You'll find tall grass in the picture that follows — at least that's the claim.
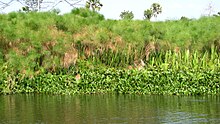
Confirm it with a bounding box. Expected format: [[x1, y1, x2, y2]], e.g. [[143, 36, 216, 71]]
[[0, 9, 219, 74]]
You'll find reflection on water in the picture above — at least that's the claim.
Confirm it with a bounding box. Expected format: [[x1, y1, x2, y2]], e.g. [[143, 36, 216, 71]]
[[0, 94, 220, 124]]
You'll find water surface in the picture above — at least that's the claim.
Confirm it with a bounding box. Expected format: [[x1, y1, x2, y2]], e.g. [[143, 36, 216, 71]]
[[0, 94, 220, 124]]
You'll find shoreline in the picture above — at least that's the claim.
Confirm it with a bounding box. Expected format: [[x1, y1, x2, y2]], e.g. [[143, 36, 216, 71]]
[[1, 67, 219, 95]]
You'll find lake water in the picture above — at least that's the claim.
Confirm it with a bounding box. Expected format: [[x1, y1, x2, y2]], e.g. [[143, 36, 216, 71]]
[[0, 94, 220, 124]]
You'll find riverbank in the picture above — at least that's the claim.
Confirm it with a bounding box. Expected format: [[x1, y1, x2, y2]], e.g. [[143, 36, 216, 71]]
[[1, 65, 220, 95], [0, 9, 220, 95]]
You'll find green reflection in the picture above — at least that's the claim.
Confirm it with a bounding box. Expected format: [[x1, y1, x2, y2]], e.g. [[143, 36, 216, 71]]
[[0, 94, 220, 124]]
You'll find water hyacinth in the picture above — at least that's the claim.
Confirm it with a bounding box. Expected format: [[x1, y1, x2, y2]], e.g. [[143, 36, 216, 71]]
[[1, 61, 220, 95]]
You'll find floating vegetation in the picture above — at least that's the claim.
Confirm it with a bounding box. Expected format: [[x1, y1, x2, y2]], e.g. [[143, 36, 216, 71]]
[[1, 58, 220, 95]]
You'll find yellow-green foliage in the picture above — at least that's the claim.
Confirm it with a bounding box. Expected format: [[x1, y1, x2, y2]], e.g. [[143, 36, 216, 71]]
[[1, 10, 220, 95], [0, 9, 220, 74]]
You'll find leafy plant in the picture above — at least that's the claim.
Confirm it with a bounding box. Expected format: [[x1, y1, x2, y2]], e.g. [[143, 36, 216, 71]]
[[144, 3, 162, 20], [85, 0, 103, 11], [120, 10, 134, 20]]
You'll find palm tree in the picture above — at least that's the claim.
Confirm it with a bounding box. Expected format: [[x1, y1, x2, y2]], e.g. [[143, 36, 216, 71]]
[[144, 3, 162, 20], [85, 0, 103, 11]]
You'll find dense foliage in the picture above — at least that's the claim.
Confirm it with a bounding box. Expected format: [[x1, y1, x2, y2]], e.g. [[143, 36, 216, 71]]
[[120, 10, 134, 20], [1, 66, 220, 95], [0, 9, 220, 95], [144, 3, 162, 20]]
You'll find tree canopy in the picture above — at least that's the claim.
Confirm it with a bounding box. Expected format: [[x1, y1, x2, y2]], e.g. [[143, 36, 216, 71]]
[[120, 10, 134, 20], [85, 0, 103, 11], [144, 3, 162, 20]]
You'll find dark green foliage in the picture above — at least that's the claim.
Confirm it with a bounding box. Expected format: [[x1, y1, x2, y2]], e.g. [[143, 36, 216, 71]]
[[25, 18, 41, 31], [144, 3, 162, 20], [71, 8, 104, 20], [21, 6, 32, 13], [55, 16, 68, 31], [0, 67, 220, 95], [120, 10, 134, 20], [85, 0, 103, 11], [180, 16, 190, 21], [144, 9, 153, 20]]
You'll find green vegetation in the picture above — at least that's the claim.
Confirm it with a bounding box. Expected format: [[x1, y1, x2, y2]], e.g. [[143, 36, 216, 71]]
[[0, 9, 220, 95], [144, 3, 162, 20], [85, 0, 103, 11], [1, 65, 220, 95], [120, 10, 134, 20]]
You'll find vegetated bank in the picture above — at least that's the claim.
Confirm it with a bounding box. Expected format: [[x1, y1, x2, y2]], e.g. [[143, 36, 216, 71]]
[[0, 8, 220, 95]]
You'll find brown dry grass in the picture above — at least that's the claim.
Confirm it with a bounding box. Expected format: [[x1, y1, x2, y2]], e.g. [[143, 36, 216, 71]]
[[174, 46, 180, 53], [42, 41, 56, 51], [63, 47, 78, 68], [145, 42, 156, 61]]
